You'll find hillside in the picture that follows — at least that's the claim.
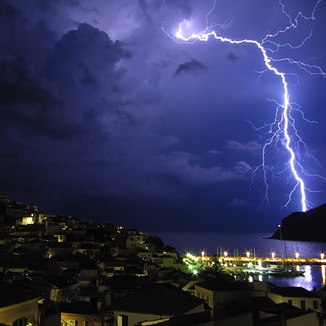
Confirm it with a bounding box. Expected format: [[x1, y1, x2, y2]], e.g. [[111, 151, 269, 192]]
[[270, 203, 326, 242]]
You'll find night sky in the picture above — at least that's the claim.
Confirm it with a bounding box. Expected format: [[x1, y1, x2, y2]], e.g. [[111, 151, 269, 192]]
[[1, 0, 326, 232]]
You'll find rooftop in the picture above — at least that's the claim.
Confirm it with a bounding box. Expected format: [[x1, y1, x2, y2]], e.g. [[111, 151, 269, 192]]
[[110, 284, 207, 316]]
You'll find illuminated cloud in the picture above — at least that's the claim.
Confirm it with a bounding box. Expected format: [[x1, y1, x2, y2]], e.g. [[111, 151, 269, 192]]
[[226, 198, 251, 207], [225, 140, 262, 151]]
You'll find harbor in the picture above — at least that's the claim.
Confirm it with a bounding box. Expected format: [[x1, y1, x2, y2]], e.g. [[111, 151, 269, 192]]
[[183, 251, 326, 281], [214, 253, 326, 266]]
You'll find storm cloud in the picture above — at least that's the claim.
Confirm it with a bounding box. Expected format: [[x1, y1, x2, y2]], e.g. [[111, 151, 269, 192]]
[[0, 0, 325, 232]]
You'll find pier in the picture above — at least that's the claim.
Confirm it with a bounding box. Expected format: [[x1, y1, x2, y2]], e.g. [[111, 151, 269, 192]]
[[219, 256, 326, 266], [194, 250, 326, 265], [187, 251, 326, 266]]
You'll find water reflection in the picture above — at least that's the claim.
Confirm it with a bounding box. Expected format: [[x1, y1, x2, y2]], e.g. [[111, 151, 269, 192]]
[[322, 265, 326, 285], [260, 265, 323, 291], [304, 265, 312, 282]]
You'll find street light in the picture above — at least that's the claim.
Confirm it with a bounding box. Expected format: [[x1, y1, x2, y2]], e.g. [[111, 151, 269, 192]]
[[271, 252, 275, 259], [278, 224, 282, 240], [246, 251, 250, 259], [295, 252, 300, 259]]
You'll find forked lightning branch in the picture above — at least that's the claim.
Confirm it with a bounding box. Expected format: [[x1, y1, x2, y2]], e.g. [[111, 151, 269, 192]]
[[163, 0, 326, 212]]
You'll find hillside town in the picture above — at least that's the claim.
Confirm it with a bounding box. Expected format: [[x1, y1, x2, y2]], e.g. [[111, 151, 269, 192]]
[[0, 193, 326, 326]]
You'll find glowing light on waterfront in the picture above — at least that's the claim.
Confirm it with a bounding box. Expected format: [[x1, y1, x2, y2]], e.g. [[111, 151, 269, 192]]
[[271, 252, 275, 259], [295, 252, 300, 259], [224, 251, 228, 258], [321, 253, 325, 260], [246, 251, 250, 259]]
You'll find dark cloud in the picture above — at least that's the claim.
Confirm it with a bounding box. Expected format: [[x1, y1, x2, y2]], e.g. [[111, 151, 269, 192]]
[[51, 23, 130, 90], [174, 59, 206, 76], [226, 52, 240, 61]]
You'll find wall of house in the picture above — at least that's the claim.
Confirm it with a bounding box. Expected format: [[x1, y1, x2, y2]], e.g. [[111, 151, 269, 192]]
[[213, 291, 252, 312], [195, 286, 252, 314], [194, 286, 214, 308], [114, 310, 169, 326], [268, 293, 322, 313], [287, 311, 319, 326], [0, 298, 39, 326], [216, 312, 253, 326], [61, 312, 102, 326]]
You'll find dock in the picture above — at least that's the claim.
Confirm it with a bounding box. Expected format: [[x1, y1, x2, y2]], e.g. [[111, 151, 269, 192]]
[[220, 256, 326, 266]]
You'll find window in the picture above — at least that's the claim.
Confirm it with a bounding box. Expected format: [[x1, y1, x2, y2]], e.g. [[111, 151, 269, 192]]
[[13, 318, 27, 326], [313, 300, 319, 309], [300, 300, 306, 310]]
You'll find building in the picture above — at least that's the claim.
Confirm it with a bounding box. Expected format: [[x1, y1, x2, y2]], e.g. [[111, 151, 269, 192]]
[[60, 302, 107, 326], [109, 284, 212, 326], [194, 277, 252, 312], [268, 286, 322, 313], [0, 280, 41, 326]]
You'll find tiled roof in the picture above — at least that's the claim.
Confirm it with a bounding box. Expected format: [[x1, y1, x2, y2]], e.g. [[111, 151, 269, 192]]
[[270, 286, 320, 298], [195, 277, 247, 292], [110, 284, 206, 316], [0, 280, 40, 308]]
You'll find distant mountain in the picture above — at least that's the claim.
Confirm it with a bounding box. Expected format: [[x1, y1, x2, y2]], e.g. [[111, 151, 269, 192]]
[[270, 203, 326, 242]]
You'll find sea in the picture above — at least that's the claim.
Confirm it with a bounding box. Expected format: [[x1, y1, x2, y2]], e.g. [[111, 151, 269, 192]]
[[151, 231, 326, 291]]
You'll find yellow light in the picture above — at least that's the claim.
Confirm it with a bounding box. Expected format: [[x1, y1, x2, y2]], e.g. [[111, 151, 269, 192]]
[[246, 251, 250, 258], [223, 251, 228, 258], [24, 216, 34, 224], [321, 253, 325, 260]]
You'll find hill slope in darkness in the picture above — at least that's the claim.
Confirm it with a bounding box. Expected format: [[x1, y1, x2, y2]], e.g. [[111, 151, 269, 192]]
[[271, 203, 326, 242]]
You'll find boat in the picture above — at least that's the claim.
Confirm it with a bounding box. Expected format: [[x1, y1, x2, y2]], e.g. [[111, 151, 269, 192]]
[[241, 262, 304, 278]]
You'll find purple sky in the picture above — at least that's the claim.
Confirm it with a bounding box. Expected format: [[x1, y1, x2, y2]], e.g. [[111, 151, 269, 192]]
[[1, 0, 326, 232]]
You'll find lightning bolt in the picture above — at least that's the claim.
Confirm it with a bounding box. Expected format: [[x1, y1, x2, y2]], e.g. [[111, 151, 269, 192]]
[[162, 0, 326, 212]]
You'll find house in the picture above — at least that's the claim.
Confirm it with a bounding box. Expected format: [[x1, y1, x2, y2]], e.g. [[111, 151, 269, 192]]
[[108, 284, 212, 326], [0, 280, 41, 326], [48, 242, 73, 259], [194, 277, 252, 313], [268, 286, 322, 313], [253, 297, 320, 326], [72, 253, 99, 285], [60, 301, 107, 326], [74, 242, 100, 259]]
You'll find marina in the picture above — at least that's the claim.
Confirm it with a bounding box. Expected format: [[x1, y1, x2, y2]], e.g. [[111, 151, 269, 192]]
[[154, 231, 326, 290], [214, 254, 326, 266]]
